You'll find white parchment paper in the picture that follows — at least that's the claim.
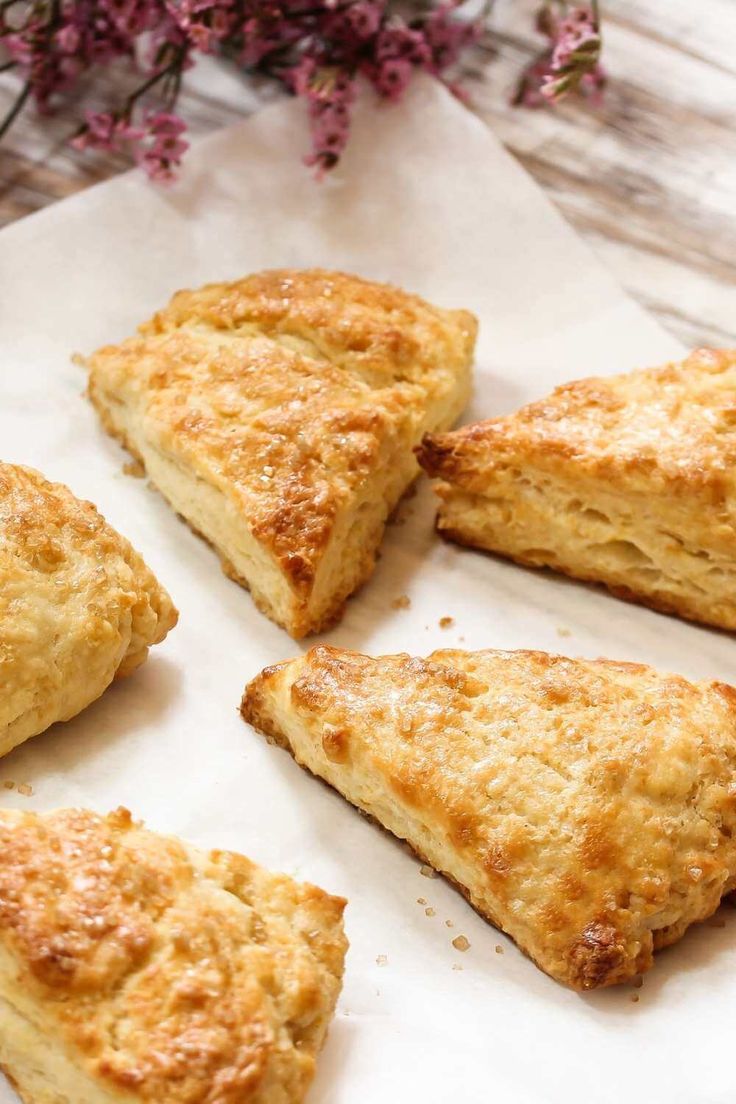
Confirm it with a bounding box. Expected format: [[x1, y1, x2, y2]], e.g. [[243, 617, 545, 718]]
[[2, 76, 732, 1104]]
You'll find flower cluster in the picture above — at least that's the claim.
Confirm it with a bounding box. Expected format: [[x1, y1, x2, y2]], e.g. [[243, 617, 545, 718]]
[[515, 2, 604, 108], [0, 1, 603, 181], [72, 108, 190, 181]]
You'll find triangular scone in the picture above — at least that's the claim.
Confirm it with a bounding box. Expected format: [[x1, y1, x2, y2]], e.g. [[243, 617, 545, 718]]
[[88, 269, 476, 638], [418, 347, 736, 631], [243, 644, 736, 990], [0, 462, 177, 759], [0, 807, 347, 1104]]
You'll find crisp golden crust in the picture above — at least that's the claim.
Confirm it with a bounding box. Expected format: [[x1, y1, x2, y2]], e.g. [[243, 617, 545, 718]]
[[88, 269, 476, 637], [0, 463, 177, 758], [417, 347, 736, 630], [242, 645, 736, 990], [0, 807, 347, 1104]]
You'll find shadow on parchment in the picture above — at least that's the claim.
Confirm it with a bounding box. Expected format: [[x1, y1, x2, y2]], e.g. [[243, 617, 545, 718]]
[[0, 655, 183, 794]]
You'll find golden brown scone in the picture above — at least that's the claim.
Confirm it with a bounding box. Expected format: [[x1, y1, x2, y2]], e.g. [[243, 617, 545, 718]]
[[242, 644, 736, 990], [0, 463, 177, 759], [418, 347, 736, 631], [87, 269, 476, 638], [0, 806, 347, 1104]]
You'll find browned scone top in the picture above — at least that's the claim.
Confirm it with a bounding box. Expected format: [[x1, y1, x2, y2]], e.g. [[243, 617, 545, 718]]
[[243, 644, 736, 990], [417, 347, 736, 631], [88, 269, 476, 638], [0, 463, 177, 759], [0, 807, 347, 1104]]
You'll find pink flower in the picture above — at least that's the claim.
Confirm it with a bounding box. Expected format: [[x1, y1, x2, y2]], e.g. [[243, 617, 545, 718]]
[[324, 0, 384, 43], [56, 24, 80, 54], [4, 33, 33, 66], [287, 55, 317, 97], [515, 2, 604, 108], [136, 109, 189, 181], [291, 64, 357, 177], [138, 150, 179, 182], [117, 117, 146, 142], [210, 8, 231, 39], [549, 5, 598, 68], [73, 110, 117, 150], [374, 24, 430, 67], [346, 1, 383, 40], [422, 2, 481, 74], [371, 56, 412, 101], [145, 109, 187, 137], [71, 110, 144, 152], [187, 22, 213, 50]]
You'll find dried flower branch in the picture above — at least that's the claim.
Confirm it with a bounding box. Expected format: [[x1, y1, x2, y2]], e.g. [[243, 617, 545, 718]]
[[0, 1, 604, 180], [514, 2, 604, 108]]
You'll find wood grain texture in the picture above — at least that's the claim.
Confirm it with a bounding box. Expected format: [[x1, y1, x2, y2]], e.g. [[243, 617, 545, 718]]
[[1, 0, 734, 348]]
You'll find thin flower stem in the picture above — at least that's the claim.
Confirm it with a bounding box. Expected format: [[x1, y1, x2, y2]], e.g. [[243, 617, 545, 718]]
[[0, 60, 18, 73], [0, 78, 30, 141], [166, 57, 185, 108], [123, 52, 181, 114]]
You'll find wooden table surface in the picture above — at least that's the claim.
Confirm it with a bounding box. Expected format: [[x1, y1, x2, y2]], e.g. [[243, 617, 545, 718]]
[[1, 0, 734, 349]]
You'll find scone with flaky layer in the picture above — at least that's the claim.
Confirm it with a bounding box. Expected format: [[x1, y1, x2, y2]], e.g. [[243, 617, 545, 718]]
[[0, 806, 347, 1104], [0, 463, 177, 758], [243, 644, 736, 990], [87, 269, 476, 638], [418, 347, 736, 631]]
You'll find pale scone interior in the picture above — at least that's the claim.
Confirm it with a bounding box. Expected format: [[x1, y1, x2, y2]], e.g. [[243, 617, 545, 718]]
[[0, 807, 347, 1104], [418, 348, 736, 631], [88, 270, 476, 637]]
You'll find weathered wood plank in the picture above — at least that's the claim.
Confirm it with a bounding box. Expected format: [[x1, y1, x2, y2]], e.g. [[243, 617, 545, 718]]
[[468, 0, 736, 347]]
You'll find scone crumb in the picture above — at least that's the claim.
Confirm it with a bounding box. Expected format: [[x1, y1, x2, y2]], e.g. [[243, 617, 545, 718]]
[[495, 944, 504, 955], [452, 964, 463, 971], [556, 627, 572, 638], [439, 616, 454, 629], [425, 907, 436, 917], [633, 975, 644, 989], [391, 595, 411, 610], [123, 459, 145, 478], [630, 994, 640, 1003], [2, 780, 15, 790], [376, 955, 388, 967], [452, 935, 470, 952], [419, 864, 437, 879], [417, 897, 427, 905], [445, 919, 454, 928], [17, 783, 33, 797]]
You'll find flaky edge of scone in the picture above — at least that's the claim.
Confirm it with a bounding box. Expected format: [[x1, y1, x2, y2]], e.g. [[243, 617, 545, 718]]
[[0, 806, 347, 1104], [417, 429, 736, 633]]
